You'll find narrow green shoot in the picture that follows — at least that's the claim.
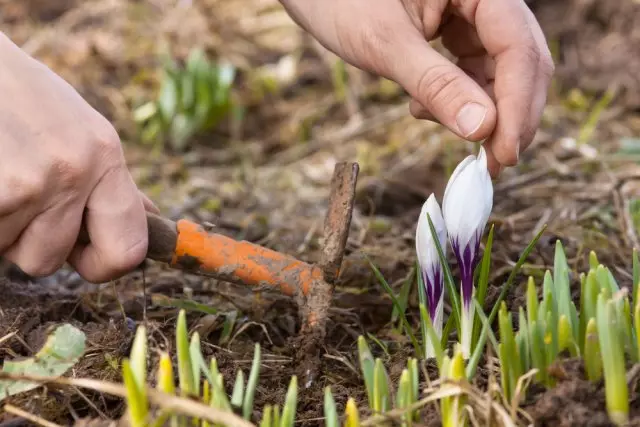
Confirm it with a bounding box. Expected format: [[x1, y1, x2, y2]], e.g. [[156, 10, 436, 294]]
[[633, 248, 639, 305], [176, 310, 195, 396], [583, 318, 602, 382], [123, 359, 149, 427], [597, 295, 629, 426], [231, 369, 245, 410], [323, 387, 339, 427], [373, 359, 391, 413], [280, 376, 298, 427], [440, 345, 467, 427], [243, 343, 261, 420], [366, 255, 422, 357], [487, 225, 547, 327], [472, 224, 494, 348], [419, 304, 443, 368], [357, 336, 375, 408], [344, 398, 360, 427]]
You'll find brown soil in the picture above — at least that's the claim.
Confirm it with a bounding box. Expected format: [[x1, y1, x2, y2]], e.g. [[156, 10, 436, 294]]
[[1, 0, 640, 426]]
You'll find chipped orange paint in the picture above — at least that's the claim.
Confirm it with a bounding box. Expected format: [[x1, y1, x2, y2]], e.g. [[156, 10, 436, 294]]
[[170, 219, 322, 297]]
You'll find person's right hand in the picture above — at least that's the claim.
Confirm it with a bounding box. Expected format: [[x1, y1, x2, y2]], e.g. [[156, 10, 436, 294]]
[[0, 32, 157, 282]]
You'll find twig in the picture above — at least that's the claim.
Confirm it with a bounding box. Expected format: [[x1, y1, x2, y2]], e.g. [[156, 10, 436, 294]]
[[0, 372, 254, 427], [3, 404, 63, 427]]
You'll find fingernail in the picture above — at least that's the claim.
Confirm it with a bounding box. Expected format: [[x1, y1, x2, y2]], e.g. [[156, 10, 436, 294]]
[[456, 102, 487, 137]]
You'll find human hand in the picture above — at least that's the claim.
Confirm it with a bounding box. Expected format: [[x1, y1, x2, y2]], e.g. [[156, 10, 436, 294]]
[[279, 0, 554, 177], [0, 32, 158, 282]]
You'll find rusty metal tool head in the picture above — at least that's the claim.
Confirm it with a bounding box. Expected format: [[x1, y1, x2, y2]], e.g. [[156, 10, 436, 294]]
[[79, 162, 358, 296], [137, 162, 357, 298], [79, 161, 359, 385]]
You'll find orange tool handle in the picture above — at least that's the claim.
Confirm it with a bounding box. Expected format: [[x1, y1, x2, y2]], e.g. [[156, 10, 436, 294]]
[[79, 212, 320, 297]]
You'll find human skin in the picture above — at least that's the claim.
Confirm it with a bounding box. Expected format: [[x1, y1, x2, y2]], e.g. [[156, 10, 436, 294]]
[[0, 32, 158, 283], [278, 0, 555, 177], [0, 0, 552, 282]]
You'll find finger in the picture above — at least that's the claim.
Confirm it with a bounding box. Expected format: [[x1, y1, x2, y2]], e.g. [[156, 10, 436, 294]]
[[0, 210, 32, 252], [457, 55, 496, 85], [139, 190, 160, 214], [3, 204, 83, 276], [456, 0, 546, 167], [519, 6, 554, 155], [67, 165, 148, 283], [409, 98, 438, 122], [409, 59, 496, 122], [482, 141, 503, 179], [440, 17, 484, 57], [387, 28, 497, 141]]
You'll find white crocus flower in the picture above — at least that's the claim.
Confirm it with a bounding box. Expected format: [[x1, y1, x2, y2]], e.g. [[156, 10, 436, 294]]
[[442, 146, 493, 358], [416, 194, 448, 359]]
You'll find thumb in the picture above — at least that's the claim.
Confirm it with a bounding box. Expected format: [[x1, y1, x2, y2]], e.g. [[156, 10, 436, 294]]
[[389, 31, 497, 141]]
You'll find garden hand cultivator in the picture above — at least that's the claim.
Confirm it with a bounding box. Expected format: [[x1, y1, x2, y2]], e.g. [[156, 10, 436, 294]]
[[86, 162, 359, 384]]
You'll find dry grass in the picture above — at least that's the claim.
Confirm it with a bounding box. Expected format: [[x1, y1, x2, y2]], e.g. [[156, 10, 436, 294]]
[[1, 0, 640, 425]]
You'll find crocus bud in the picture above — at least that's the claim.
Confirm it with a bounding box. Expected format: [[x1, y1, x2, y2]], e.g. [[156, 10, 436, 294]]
[[442, 146, 493, 357], [416, 194, 448, 359]]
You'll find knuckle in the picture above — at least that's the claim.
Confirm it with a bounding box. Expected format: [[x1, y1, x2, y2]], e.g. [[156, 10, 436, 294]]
[[416, 65, 464, 109], [51, 154, 89, 189], [13, 175, 46, 206], [94, 122, 123, 160], [519, 38, 542, 68]]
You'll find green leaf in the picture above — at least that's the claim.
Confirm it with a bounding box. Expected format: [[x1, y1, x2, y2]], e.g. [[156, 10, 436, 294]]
[[176, 310, 194, 396], [357, 336, 375, 408], [0, 324, 86, 400], [487, 226, 547, 327], [280, 376, 298, 427], [466, 299, 499, 380], [323, 387, 339, 427], [473, 224, 494, 348], [365, 255, 422, 357], [158, 71, 179, 123], [122, 360, 149, 427], [392, 267, 415, 330], [129, 325, 147, 391], [243, 343, 261, 420], [596, 295, 629, 425], [633, 248, 639, 305], [231, 369, 245, 409], [584, 318, 602, 382], [526, 277, 539, 329], [373, 359, 391, 413], [260, 405, 273, 427], [220, 311, 238, 345], [419, 303, 443, 368], [189, 332, 202, 396], [475, 224, 494, 307]]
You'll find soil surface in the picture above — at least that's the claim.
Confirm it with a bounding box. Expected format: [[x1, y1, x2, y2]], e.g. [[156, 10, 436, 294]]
[[1, 0, 640, 426]]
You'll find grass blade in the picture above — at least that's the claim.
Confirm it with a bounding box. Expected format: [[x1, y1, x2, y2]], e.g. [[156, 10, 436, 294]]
[[231, 369, 245, 409], [323, 387, 339, 427], [487, 225, 547, 327], [365, 255, 422, 357], [243, 343, 261, 420], [176, 310, 195, 396]]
